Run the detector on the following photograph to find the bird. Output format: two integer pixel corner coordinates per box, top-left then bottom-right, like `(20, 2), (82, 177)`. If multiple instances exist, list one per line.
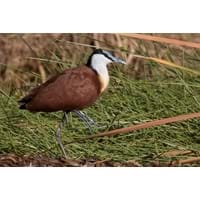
(18, 48), (126, 158)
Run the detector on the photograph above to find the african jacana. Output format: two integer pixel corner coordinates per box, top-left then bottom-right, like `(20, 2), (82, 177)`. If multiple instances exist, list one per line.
(19, 49), (126, 158)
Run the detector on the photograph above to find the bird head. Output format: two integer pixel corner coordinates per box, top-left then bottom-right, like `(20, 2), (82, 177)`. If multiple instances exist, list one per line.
(87, 49), (126, 68)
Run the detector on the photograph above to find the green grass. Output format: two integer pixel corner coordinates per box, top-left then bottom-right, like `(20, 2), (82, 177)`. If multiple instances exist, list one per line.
(1, 63), (200, 166)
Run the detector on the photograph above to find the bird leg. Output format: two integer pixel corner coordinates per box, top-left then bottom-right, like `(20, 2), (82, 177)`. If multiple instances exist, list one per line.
(55, 112), (68, 159)
(73, 110), (96, 134)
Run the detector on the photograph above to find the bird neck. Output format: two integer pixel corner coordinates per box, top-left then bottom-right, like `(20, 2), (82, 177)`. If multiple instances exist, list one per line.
(94, 64), (110, 94)
(91, 63), (110, 94)
(92, 62), (109, 79)
(88, 54), (111, 94)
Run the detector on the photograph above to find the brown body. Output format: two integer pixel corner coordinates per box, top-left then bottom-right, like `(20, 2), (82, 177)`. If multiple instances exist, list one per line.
(19, 66), (101, 112)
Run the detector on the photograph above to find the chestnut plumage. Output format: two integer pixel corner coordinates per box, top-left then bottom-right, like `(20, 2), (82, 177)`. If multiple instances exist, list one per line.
(19, 66), (101, 112)
(18, 49), (126, 158)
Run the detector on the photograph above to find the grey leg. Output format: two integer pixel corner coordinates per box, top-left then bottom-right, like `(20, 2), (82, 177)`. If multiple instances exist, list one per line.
(55, 112), (68, 159)
(73, 110), (95, 134)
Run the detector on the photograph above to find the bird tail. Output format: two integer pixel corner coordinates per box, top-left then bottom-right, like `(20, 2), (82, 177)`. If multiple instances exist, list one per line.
(19, 102), (27, 109)
(18, 90), (34, 110)
(18, 98), (30, 110)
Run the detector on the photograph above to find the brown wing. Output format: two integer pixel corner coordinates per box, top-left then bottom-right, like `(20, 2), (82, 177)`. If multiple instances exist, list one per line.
(19, 66), (101, 112)
(18, 75), (59, 107)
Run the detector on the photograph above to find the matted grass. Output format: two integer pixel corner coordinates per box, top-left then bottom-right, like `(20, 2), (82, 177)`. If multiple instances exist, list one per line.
(1, 63), (200, 166)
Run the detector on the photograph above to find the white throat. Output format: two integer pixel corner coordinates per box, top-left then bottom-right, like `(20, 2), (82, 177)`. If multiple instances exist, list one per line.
(91, 54), (111, 93)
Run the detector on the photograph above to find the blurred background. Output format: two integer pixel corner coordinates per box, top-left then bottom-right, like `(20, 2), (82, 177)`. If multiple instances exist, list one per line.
(1, 33), (200, 89)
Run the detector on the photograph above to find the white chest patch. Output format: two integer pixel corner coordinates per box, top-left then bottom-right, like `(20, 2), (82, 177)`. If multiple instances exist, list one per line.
(91, 54), (111, 94)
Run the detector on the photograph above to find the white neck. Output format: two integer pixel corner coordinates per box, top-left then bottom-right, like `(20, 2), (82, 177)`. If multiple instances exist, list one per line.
(91, 54), (111, 93)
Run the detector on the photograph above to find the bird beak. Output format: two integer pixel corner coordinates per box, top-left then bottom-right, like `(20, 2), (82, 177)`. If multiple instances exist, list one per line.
(111, 55), (126, 65)
(115, 57), (126, 65)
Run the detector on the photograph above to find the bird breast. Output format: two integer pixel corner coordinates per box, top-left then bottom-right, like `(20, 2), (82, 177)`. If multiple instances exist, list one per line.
(98, 75), (110, 94)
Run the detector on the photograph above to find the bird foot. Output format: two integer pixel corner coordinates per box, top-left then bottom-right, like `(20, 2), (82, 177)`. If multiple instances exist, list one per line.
(73, 110), (98, 134)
